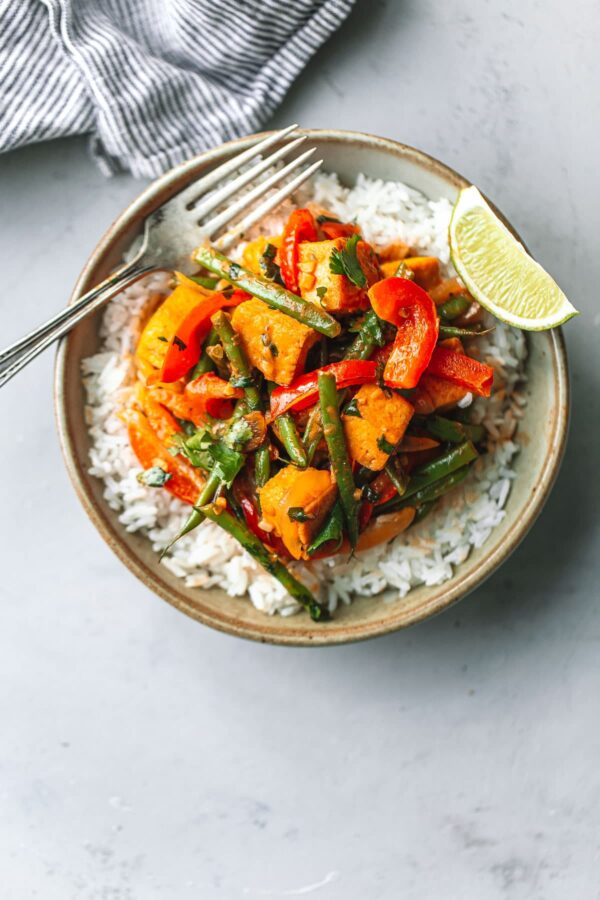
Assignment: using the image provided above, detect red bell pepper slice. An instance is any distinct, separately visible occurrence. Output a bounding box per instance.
[268,360,377,420]
[319,221,360,240]
[426,346,494,396]
[159,290,247,383]
[368,277,439,389]
[185,372,244,419]
[280,208,318,294]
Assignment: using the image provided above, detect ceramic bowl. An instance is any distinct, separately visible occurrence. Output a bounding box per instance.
[55,129,569,646]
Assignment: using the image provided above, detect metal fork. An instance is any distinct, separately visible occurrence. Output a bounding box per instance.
[0,125,322,388]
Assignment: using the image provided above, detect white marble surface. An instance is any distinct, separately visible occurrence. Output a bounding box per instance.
[1,1,599,897]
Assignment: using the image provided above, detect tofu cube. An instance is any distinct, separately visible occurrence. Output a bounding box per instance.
[342,384,414,471]
[231,299,319,386]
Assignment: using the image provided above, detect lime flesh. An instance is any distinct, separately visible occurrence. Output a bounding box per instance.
[449,186,578,331]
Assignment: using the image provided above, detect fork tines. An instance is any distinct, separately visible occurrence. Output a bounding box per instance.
[179,125,322,250]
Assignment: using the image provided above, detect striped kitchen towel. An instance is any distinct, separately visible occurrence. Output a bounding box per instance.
[0,0,354,177]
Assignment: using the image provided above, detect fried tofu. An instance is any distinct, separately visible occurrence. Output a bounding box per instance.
[297,238,380,313]
[342,384,414,471]
[259,466,337,560]
[231,299,319,387]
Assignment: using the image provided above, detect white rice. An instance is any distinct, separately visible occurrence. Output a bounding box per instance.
[81,172,527,617]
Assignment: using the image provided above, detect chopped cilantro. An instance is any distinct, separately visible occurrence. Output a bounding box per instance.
[377,435,396,455]
[307,501,344,555]
[223,418,254,452]
[343,398,362,418]
[157,336,168,343]
[173,336,187,351]
[137,466,172,488]
[316,286,328,303]
[329,234,367,288]
[363,484,380,504]
[288,507,314,523]
[208,442,245,487]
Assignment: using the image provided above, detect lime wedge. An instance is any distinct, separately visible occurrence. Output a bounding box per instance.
[449,186,578,331]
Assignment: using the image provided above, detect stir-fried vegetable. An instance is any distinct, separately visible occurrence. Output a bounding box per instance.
[125,203,502,619]
[318,371,359,549]
[368,277,439,389]
[195,245,341,338]
[198,503,329,621]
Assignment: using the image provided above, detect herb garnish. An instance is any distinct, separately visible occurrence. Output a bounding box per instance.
[316,286,328,303]
[173,336,187,352]
[377,435,396,455]
[343,398,362,418]
[137,466,172,488]
[329,234,367,288]
[288,507,314,523]
[259,243,282,283]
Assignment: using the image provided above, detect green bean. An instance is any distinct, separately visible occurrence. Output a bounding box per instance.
[384,459,409,497]
[198,503,330,621]
[423,415,485,445]
[302,406,322,465]
[413,500,436,524]
[276,414,308,468]
[439,324,495,339]
[195,245,341,338]
[159,470,221,558]
[303,313,380,463]
[437,294,471,321]
[212,311,270,485]
[254,445,271,488]
[211,310,260,409]
[380,467,471,511]
[378,441,477,512]
[190,326,218,379]
[318,371,359,549]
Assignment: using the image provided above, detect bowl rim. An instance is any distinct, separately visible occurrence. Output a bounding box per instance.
[54,128,570,646]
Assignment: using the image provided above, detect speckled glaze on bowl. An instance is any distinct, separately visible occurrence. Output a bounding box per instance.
[54,130,569,646]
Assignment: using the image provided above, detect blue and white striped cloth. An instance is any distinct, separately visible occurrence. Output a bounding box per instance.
[0,0,354,177]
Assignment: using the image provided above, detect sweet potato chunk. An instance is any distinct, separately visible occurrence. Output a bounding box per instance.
[342,384,414,471]
[231,299,319,387]
[403,256,441,290]
[136,275,209,373]
[297,238,379,313]
[259,466,337,560]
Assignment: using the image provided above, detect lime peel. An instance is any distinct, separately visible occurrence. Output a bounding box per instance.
[449,186,578,332]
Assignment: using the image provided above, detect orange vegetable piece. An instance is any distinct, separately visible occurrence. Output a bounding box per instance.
[356,508,416,551]
[403,256,441,290]
[259,466,337,560]
[429,277,469,305]
[126,408,204,506]
[342,384,414,471]
[231,298,320,386]
[297,238,380,313]
[135,274,211,372]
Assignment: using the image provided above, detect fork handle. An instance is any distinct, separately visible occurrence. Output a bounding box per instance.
[0,261,154,389]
